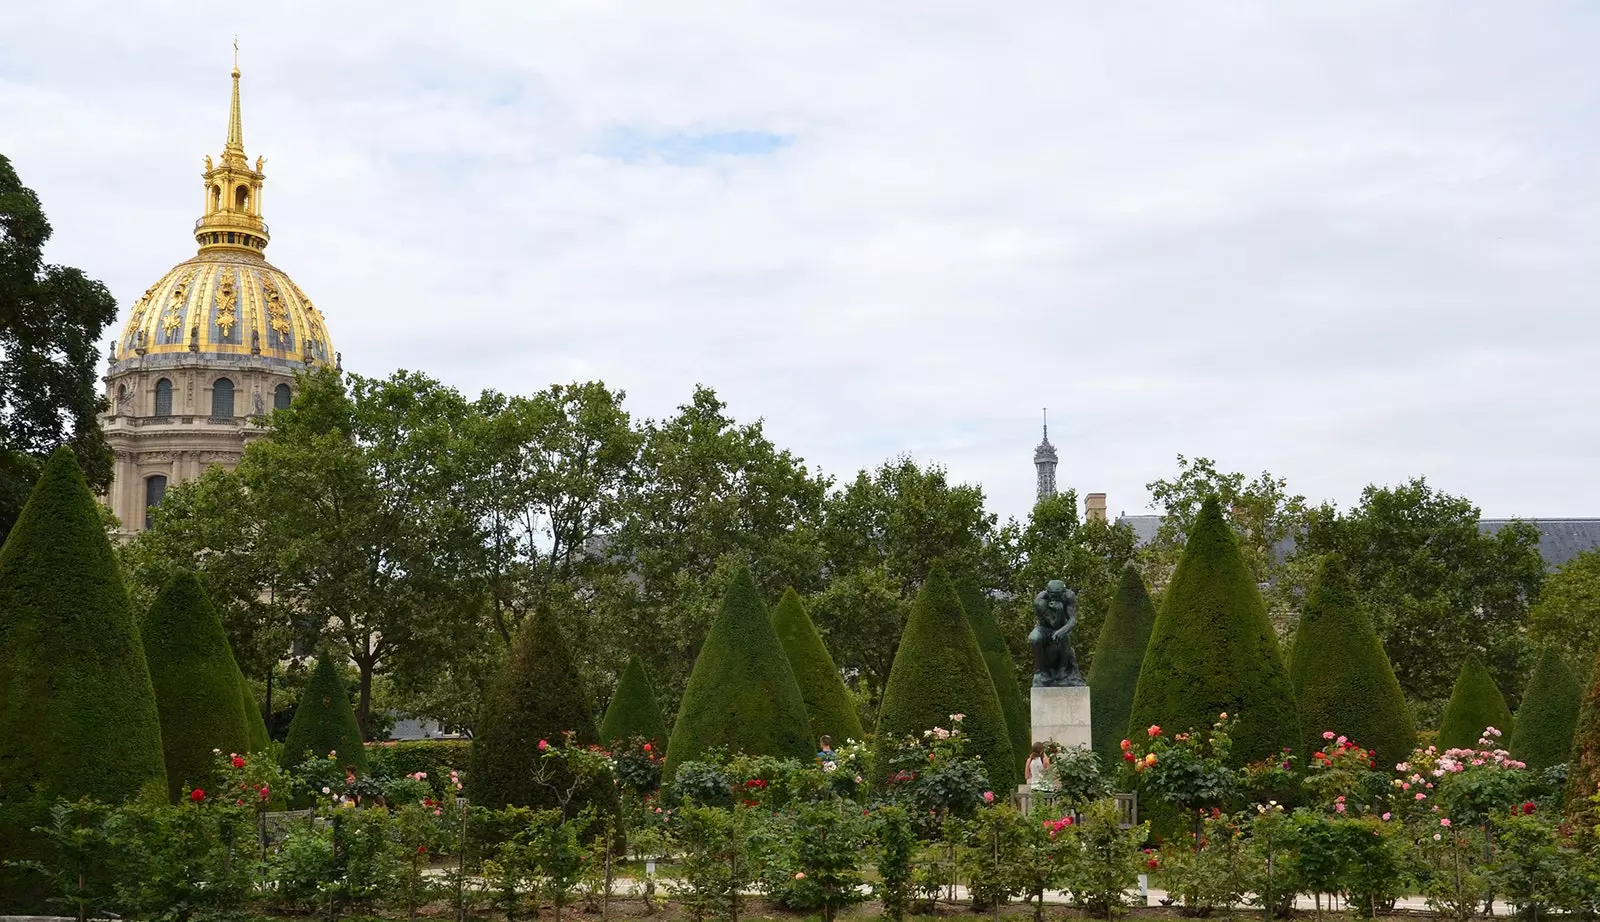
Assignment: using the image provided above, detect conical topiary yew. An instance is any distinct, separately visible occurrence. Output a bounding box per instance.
[279,654,367,772]
[237,666,271,754]
[1088,565,1159,764]
[1128,496,1300,765]
[1565,649,1600,817]
[1288,556,1416,768]
[1511,648,1581,772]
[1436,653,1514,752]
[958,578,1029,778]
[665,567,814,779]
[141,572,252,801]
[875,562,1017,791]
[469,610,608,811]
[600,653,671,749]
[0,448,167,909]
[771,586,865,745]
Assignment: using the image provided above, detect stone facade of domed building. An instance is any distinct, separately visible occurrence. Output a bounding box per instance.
[101,62,335,536]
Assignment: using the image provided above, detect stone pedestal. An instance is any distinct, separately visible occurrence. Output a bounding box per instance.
[1031,685,1091,751]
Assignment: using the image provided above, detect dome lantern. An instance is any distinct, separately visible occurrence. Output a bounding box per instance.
[195,50,269,255]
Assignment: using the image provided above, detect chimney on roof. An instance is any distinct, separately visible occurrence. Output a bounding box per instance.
[1085,492,1107,523]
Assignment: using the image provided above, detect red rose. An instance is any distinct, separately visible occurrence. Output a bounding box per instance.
[190,789,205,802]
[1123,751,1137,762]
[1523,801,1537,815]
[1147,858,1159,869]
[643,743,653,752]
[231,756,245,769]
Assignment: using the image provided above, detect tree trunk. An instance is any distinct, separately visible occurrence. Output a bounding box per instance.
[355,657,374,737]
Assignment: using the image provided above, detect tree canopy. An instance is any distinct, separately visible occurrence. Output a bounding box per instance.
[0,155,118,537]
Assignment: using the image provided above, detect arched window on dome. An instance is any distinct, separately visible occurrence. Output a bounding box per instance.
[211,378,235,419]
[235,185,250,212]
[211,185,221,213]
[154,378,173,417]
[145,475,168,530]
[274,383,292,411]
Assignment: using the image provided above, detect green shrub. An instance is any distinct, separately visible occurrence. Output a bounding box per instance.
[1288,555,1416,768]
[664,567,814,779]
[141,572,252,801]
[1564,648,1600,815]
[770,586,865,745]
[873,561,1017,791]
[1128,496,1300,765]
[236,667,271,754]
[0,448,167,910]
[1087,565,1158,764]
[468,610,607,810]
[958,578,1030,778]
[1510,648,1582,772]
[366,739,472,799]
[600,654,671,749]
[1437,653,1514,751]
[279,654,367,772]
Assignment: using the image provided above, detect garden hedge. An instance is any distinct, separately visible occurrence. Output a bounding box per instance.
[1436,652,1514,751]
[366,739,471,799]
[1566,648,1600,817]
[141,572,252,801]
[600,653,671,748]
[665,566,815,779]
[1288,555,1416,767]
[1128,496,1300,765]
[468,610,611,812]
[279,653,368,772]
[0,448,167,911]
[1087,565,1158,764]
[958,577,1029,778]
[770,586,865,745]
[874,562,1017,791]
[1511,648,1580,771]
[236,665,272,754]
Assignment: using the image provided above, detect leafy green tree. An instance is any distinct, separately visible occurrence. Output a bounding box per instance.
[0,448,165,909]
[957,578,1029,777]
[1087,566,1158,763]
[1287,556,1416,767]
[1436,653,1514,751]
[599,386,829,714]
[771,586,864,744]
[465,381,639,643]
[806,564,908,722]
[664,566,814,779]
[1529,549,1600,669]
[279,653,368,771]
[1141,456,1312,607]
[141,572,252,801]
[469,610,606,809]
[874,561,1016,791]
[1129,496,1300,764]
[0,156,118,538]
[600,653,670,748]
[1001,490,1138,679]
[1510,648,1581,772]
[1298,478,1544,709]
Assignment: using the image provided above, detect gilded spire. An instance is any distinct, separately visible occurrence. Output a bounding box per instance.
[196,45,269,255]
[223,38,246,166]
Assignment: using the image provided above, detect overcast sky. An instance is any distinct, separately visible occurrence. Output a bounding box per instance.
[5,2,1599,523]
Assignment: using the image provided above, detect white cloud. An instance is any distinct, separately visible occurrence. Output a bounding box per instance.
[4,1,1598,522]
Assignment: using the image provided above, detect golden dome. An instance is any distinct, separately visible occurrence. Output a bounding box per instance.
[110,59,333,370]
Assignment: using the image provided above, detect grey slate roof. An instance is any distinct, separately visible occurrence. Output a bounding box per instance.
[1115,514,1600,570]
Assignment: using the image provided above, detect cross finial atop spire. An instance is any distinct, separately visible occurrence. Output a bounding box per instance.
[233,35,239,69]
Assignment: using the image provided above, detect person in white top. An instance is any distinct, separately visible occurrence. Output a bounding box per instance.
[1025,742,1052,791]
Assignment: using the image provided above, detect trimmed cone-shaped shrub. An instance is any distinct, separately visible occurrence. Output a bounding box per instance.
[1088,565,1159,764]
[958,578,1029,777]
[771,586,865,745]
[0,448,166,909]
[1129,497,1300,765]
[600,653,671,748]
[1288,556,1416,767]
[875,562,1017,791]
[237,666,271,754]
[142,572,252,801]
[279,654,367,772]
[1511,648,1581,772]
[665,567,814,779]
[1566,649,1600,817]
[1437,653,1514,751]
[469,610,608,810]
